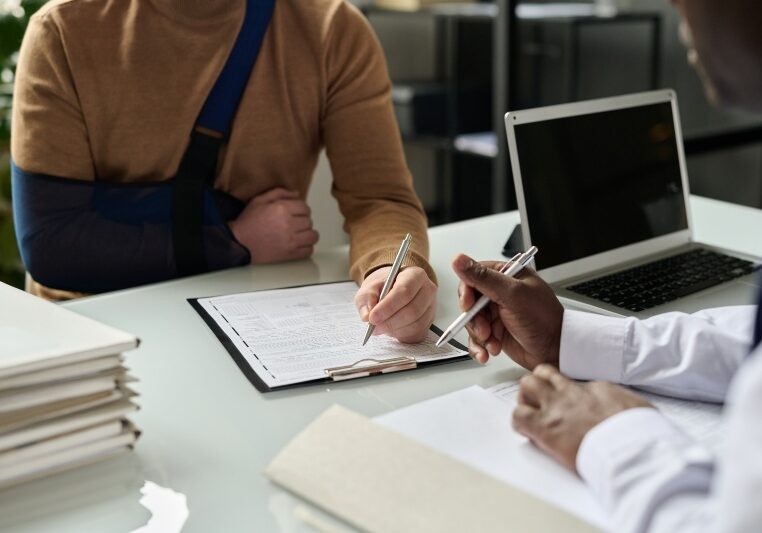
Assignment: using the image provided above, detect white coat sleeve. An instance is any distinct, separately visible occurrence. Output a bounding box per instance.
[575,350,762,533]
[559,306,755,401]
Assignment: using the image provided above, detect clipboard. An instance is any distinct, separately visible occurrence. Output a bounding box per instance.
[188,281,470,393]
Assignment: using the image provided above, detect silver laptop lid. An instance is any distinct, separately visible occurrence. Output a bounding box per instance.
[505,90,694,284]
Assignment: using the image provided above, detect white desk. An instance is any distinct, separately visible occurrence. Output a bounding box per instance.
[1,196,761,532]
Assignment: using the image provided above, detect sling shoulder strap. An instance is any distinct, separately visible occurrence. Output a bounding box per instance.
[172,0,275,277]
[197,0,276,137]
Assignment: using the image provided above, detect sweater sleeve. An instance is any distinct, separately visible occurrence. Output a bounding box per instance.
[11,11,95,179]
[320,1,435,285]
[10,12,248,296]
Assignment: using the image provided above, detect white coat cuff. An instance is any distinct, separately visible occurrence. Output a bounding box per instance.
[576,407,692,502]
[559,310,626,382]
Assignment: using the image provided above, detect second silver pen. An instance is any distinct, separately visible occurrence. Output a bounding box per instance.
[435,246,538,348]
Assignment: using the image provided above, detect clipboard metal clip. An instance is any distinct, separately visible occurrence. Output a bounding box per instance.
[325,356,417,381]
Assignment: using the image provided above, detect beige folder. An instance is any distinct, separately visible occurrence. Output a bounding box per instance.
[265,405,599,533]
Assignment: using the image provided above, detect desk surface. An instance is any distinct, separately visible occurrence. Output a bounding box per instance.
[2,196,761,533]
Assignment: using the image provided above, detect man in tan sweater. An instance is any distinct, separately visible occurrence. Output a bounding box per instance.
[12,0,437,343]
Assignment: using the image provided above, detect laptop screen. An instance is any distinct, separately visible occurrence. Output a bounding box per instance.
[515,102,688,271]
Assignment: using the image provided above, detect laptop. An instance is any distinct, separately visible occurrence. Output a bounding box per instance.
[504,89,761,318]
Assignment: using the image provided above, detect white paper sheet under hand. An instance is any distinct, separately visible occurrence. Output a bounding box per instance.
[375,386,610,530]
[488,381,725,451]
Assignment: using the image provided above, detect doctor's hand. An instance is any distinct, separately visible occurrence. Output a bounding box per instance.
[355,266,437,344]
[513,365,652,472]
[452,254,564,368]
[229,188,320,264]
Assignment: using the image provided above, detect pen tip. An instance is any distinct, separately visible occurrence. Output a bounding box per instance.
[362,326,373,346]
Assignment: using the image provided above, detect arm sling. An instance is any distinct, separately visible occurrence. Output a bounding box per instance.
[11,0,275,293]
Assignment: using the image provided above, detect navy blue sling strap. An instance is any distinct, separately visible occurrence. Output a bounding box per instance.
[173,0,275,276]
[12,0,275,292]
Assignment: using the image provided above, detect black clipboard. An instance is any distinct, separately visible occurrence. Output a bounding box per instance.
[188,281,470,393]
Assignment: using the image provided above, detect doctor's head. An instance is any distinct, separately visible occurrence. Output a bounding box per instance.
[671,0,762,112]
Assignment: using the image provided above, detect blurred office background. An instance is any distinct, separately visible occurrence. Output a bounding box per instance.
[312,0,762,252]
[354,0,762,223]
[2,0,762,288]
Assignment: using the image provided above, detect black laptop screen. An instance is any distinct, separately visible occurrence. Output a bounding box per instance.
[514,102,688,271]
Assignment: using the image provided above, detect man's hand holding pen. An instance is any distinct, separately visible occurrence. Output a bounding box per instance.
[355,265,437,344]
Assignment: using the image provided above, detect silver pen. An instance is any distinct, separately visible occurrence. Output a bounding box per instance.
[362,233,413,346]
[435,246,538,348]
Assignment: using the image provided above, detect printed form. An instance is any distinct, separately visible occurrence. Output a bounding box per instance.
[196,282,467,388]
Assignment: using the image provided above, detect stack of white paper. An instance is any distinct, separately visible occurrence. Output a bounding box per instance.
[0,283,140,489]
[376,382,724,530]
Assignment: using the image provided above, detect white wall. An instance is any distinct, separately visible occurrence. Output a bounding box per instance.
[306,151,349,250]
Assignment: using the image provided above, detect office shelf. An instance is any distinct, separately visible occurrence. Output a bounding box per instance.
[364,3,498,19]
[401,134,457,151]
[367,2,663,223]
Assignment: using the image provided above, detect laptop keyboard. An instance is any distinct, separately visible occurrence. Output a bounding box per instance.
[567,249,760,312]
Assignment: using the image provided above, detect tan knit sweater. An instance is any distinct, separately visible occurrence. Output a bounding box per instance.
[12,0,433,299]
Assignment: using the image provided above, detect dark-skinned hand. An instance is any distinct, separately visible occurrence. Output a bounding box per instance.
[513,365,653,471]
[452,254,564,369]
